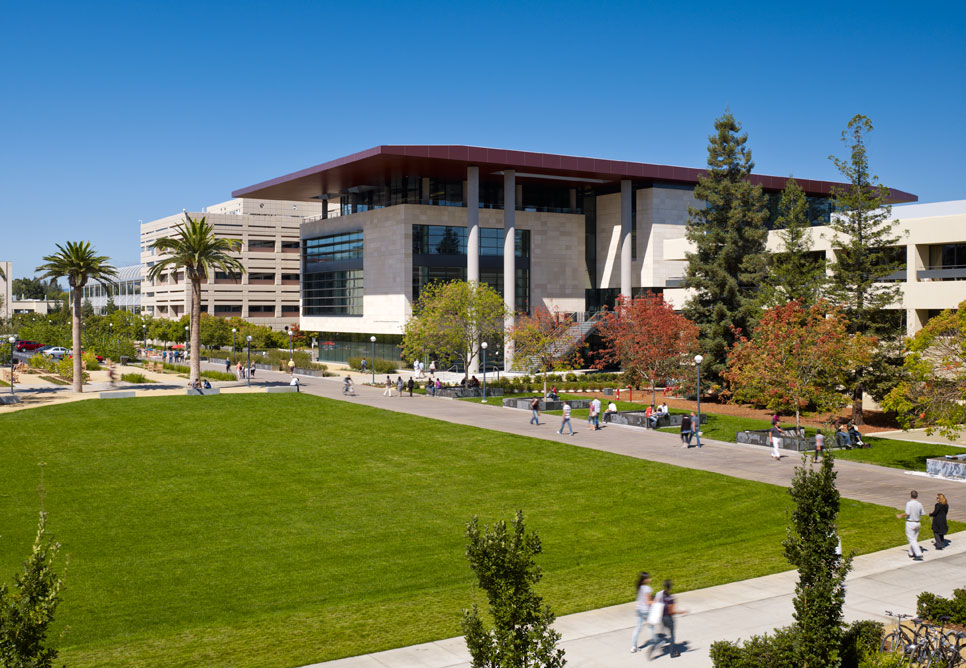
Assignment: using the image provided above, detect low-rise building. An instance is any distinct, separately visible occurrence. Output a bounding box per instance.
[140,198,321,330]
[82,264,144,315]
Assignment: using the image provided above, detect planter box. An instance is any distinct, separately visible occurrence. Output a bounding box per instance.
[736,429,814,452]
[266,386,299,393]
[502,398,591,410]
[186,388,220,396]
[926,455,966,479]
[602,411,707,429]
[100,391,135,399]
[293,367,327,377]
[437,387,505,399]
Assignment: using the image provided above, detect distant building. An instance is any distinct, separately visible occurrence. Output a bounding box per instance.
[140,198,319,330]
[0,261,10,319]
[10,299,61,315]
[82,264,144,315]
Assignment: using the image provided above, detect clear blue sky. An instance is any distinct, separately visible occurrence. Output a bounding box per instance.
[2,0,964,280]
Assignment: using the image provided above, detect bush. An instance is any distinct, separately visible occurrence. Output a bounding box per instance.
[348,357,398,374]
[121,373,152,384]
[54,357,89,383]
[162,362,190,374]
[710,620,883,668]
[82,351,101,371]
[918,588,966,625]
[201,370,237,382]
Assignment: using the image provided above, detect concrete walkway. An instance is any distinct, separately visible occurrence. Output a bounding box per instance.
[306,536,966,668]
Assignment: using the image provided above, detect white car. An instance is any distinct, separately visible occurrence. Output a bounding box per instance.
[43,346,70,359]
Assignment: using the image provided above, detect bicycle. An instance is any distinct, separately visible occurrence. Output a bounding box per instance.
[881,611,921,661]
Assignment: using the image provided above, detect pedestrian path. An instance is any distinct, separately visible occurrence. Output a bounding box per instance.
[305,535,966,668]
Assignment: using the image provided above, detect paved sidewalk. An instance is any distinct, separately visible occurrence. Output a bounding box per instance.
[305,534,966,668]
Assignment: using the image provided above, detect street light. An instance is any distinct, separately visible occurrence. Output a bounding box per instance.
[232,328,237,356]
[370,336,376,385]
[109,322,114,361]
[481,341,488,403]
[184,325,189,363]
[288,329,294,360]
[7,336,15,396]
[694,354,704,448]
[246,335,252,387]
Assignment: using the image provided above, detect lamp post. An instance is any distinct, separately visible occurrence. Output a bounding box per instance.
[109,322,113,361]
[369,336,376,385]
[7,336,15,396]
[288,329,294,361]
[246,335,252,388]
[694,354,704,448]
[142,324,147,350]
[232,328,237,357]
[481,341,488,403]
[184,325,189,363]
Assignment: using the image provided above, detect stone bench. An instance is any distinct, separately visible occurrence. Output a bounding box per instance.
[602,411,706,429]
[100,391,136,399]
[0,395,23,405]
[266,386,299,393]
[186,388,221,396]
[502,397,591,411]
[437,387,505,399]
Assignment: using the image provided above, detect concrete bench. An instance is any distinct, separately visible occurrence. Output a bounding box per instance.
[0,395,23,405]
[265,386,299,393]
[100,391,136,399]
[185,388,221,396]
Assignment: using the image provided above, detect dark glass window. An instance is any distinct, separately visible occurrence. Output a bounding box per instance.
[248,240,275,251]
[281,241,300,249]
[280,273,300,281]
[248,305,274,314]
[940,244,966,268]
[303,231,364,264]
[412,225,529,257]
[214,304,242,314]
[249,272,275,282]
[303,270,363,316]
[411,266,529,311]
[281,305,300,314]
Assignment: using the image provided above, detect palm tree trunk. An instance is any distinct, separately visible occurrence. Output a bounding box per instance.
[190,278,202,385]
[72,285,83,393]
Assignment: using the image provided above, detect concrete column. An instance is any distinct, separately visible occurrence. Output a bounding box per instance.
[321,194,328,219]
[421,177,430,203]
[569,188,577,213]
[467,166,480,284]
[503,170,516,371]
[620,179,632,299]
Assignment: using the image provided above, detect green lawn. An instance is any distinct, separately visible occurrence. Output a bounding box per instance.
[0,395,936,668]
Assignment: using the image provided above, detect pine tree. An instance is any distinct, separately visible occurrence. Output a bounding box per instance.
[684,111,770,385]
[762,178,827,306]
[826,115,905,423]
[783,453,852,668]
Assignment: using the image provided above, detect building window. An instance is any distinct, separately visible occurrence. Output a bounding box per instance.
[248,305,274,314]
[280,273,300,284]
[281,241,300,253]
[248,240,275,252]
[303,270,363,316]
[281,305,300,315]
[411,266,529,312]
[303,231,363,264]
[214,305,242,315]
[249,272,275,283]
[412,225,529,257]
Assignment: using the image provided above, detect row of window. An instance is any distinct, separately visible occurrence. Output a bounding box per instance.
[303,270,364,316]
[412,266,529,312]
[83,280,141,299]
[303,231,364,264]
[412,225,530,257]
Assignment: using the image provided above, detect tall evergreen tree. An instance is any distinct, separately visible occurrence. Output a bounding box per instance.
[826,115,904,422]
[783,453,852,668]
[684,111,770,384]
[761,178,827,307]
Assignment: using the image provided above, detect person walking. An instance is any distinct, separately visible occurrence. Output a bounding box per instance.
[930,493,949,550]
[250,361,256,379]
[589,397,601,431]
[429,360,436,375]
[383,375,393,397]
[897,490,926,561]
[769,423,783,460]
[647,579,687,660]
[407,376,414,397]
[236,361,243,380]
[361,357,367,374]
[680,412,692,447]
[396,375,404,396]
[225,357,231,374]
[630,572,654,653]
[530,396,541,425]
[813,430,825,462]
[558,401,574,436]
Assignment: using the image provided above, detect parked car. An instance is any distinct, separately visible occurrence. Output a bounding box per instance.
[43,346,70,359]
[15,340,45,351]
[66,351,105,363]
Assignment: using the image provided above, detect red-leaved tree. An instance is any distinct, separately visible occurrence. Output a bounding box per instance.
[508,307,585,396]
[724,300,875,434]
[595,294,700,406]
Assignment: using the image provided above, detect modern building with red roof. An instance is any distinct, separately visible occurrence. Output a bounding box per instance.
[233,145,918,365]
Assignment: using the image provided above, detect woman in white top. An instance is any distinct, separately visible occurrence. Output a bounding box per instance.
[631,572,654,653]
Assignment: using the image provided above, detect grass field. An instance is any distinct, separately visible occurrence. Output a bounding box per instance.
[0,395,934,668]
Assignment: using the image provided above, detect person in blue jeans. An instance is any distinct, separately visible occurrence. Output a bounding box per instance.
[558,402,574,435]
[530,396,541,425]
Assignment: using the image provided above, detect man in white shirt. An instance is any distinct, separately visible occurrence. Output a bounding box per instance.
[897,489,926,561]
[558,402,574,436]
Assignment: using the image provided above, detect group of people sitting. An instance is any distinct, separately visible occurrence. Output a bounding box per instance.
[834,421,868,449]
[645,402,670,428]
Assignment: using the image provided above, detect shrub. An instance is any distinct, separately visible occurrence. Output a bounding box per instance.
[841,620,884,668]
[917,588,966,625]
[54,357,89,383]
[348,357,398,374]
[201,370,237,382]
[711,620,883,668]
[82,351,101,371]
[121,373,152,384]
[162,362,190,374]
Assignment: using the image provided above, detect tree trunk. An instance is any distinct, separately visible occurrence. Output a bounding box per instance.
[71,284,83,393]
[795,408,801,436]
[190,278,202,385]
[651,379,656,408]
[851,389,864,425]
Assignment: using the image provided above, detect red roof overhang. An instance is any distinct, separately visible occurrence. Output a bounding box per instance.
[232,145,918,203]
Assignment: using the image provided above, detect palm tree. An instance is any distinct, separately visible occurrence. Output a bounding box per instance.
[147,215,244,385]
[36,242,117,392]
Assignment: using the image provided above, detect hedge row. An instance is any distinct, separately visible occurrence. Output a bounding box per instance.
[918,588,966,625]
[348,357,398,374]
